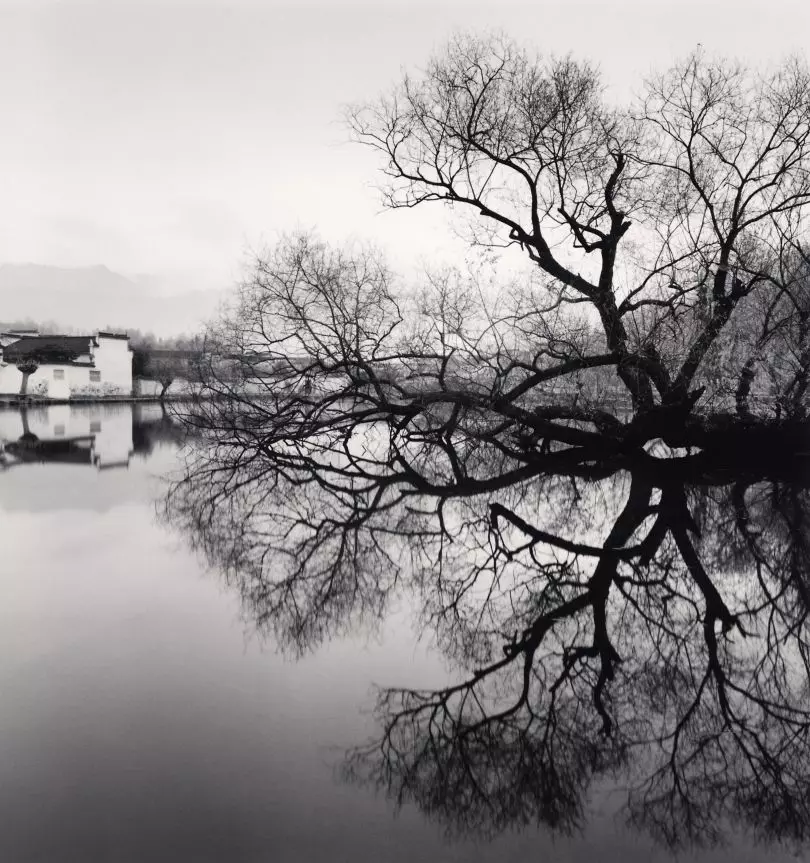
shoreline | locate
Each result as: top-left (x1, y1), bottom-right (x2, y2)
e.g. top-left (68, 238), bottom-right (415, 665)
top-left (0, 394), bottom-right (213, 407)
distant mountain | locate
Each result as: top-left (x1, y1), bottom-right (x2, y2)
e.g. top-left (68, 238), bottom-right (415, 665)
top-left (0, 264), bottom-right (229, 337)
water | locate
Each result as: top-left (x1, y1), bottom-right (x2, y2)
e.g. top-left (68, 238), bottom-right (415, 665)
top-left (0, 404), bottom-right (801, 862)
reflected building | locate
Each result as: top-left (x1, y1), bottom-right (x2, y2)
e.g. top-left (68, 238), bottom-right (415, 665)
top-left (0, 404), bottom-right (135, 470)
top-left (131, 403), bottom-right (187, 456)
top-left (0, 402), bottom-right (190, 515)
top-left (0, 402), bottom-right (190, 473)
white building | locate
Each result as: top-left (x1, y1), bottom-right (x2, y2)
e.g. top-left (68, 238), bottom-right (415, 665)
top-left (0, 331), bottom-right (133, 399)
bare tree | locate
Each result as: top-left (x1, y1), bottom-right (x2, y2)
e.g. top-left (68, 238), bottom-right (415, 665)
top-left (136, 352), bottom-right (198, 402)
top-left (149, 356), bottom-right (182, 402)
top-left (169, 35), bottom-right (810, 853)
top-left (348, 38), bottom-right (810, 417)
top-left (192, 40), bottom-right (810, 477)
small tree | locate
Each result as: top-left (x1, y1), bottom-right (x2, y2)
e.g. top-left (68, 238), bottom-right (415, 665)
top-left (148, 356), bottom-right (185, 402)
top-left (15, 359), bottom-right (38, 397)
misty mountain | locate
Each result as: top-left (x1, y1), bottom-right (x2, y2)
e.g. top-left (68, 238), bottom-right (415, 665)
top-left (0, 264), bottom-right (229, 337)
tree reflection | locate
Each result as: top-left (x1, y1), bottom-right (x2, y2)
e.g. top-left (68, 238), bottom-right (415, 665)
top-left (131, 404), bottom-right (189, 457)
top-left (163, 428), bottom-right (810, 850)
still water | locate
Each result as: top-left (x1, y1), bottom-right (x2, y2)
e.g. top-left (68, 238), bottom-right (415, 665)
top-left (0, 404), bottom-right (799, 862)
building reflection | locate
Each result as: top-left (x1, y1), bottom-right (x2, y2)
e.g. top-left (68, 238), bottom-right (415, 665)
top-left (0, 402), bottom-right (186, 471)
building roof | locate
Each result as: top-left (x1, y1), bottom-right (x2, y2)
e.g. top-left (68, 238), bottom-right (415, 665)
top-left (97, 331), bottom-right (130, 340)
top-left (2, 335), bottom-right (95, 363)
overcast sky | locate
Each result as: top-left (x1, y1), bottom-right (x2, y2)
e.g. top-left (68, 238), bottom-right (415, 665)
top-left (0, 0), bottom-right (807, 294)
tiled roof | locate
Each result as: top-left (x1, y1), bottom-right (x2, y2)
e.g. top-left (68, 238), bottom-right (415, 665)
top-left (2, 335), bottom-right (94, 362)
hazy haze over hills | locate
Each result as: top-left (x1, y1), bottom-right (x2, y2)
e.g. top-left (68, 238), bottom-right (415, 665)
top-left (0, 263), bottom-right (229, 337)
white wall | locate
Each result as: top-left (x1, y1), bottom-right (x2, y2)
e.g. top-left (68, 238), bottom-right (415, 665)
top-left (0, 363), bottom-right (120, 398)
top-left (0, 363), bottom-right (69, 398)
top-left (89, 336), bottom-right (133, 395)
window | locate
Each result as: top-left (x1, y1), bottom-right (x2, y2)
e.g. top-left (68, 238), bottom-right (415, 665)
top-left (53, 369), bottom-right (65, 380)
top-left (54, 424), bottom-right (65, 436)
top-left (90, 421), bottom-right (102, 433)
top-left (89, 370), bottom-right (101, 383)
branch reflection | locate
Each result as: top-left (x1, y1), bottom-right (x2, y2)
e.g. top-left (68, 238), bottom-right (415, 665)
top-left (162, 425), bottom-right (810, 850)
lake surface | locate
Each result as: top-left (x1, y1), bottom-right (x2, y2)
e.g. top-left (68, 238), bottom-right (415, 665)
top-left (0, 403), bottom-right (801, 862)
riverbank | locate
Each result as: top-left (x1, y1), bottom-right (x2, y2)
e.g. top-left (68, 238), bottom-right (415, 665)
top-left (0, 394), bottom-right (206, 407)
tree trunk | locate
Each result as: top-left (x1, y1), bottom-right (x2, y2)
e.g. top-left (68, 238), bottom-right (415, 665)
top-left (735, 357), bottom-right (757, 418)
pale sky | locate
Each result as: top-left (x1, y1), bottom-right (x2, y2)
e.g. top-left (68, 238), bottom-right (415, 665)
top-left (0, 0), bottom-right (807, 294)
